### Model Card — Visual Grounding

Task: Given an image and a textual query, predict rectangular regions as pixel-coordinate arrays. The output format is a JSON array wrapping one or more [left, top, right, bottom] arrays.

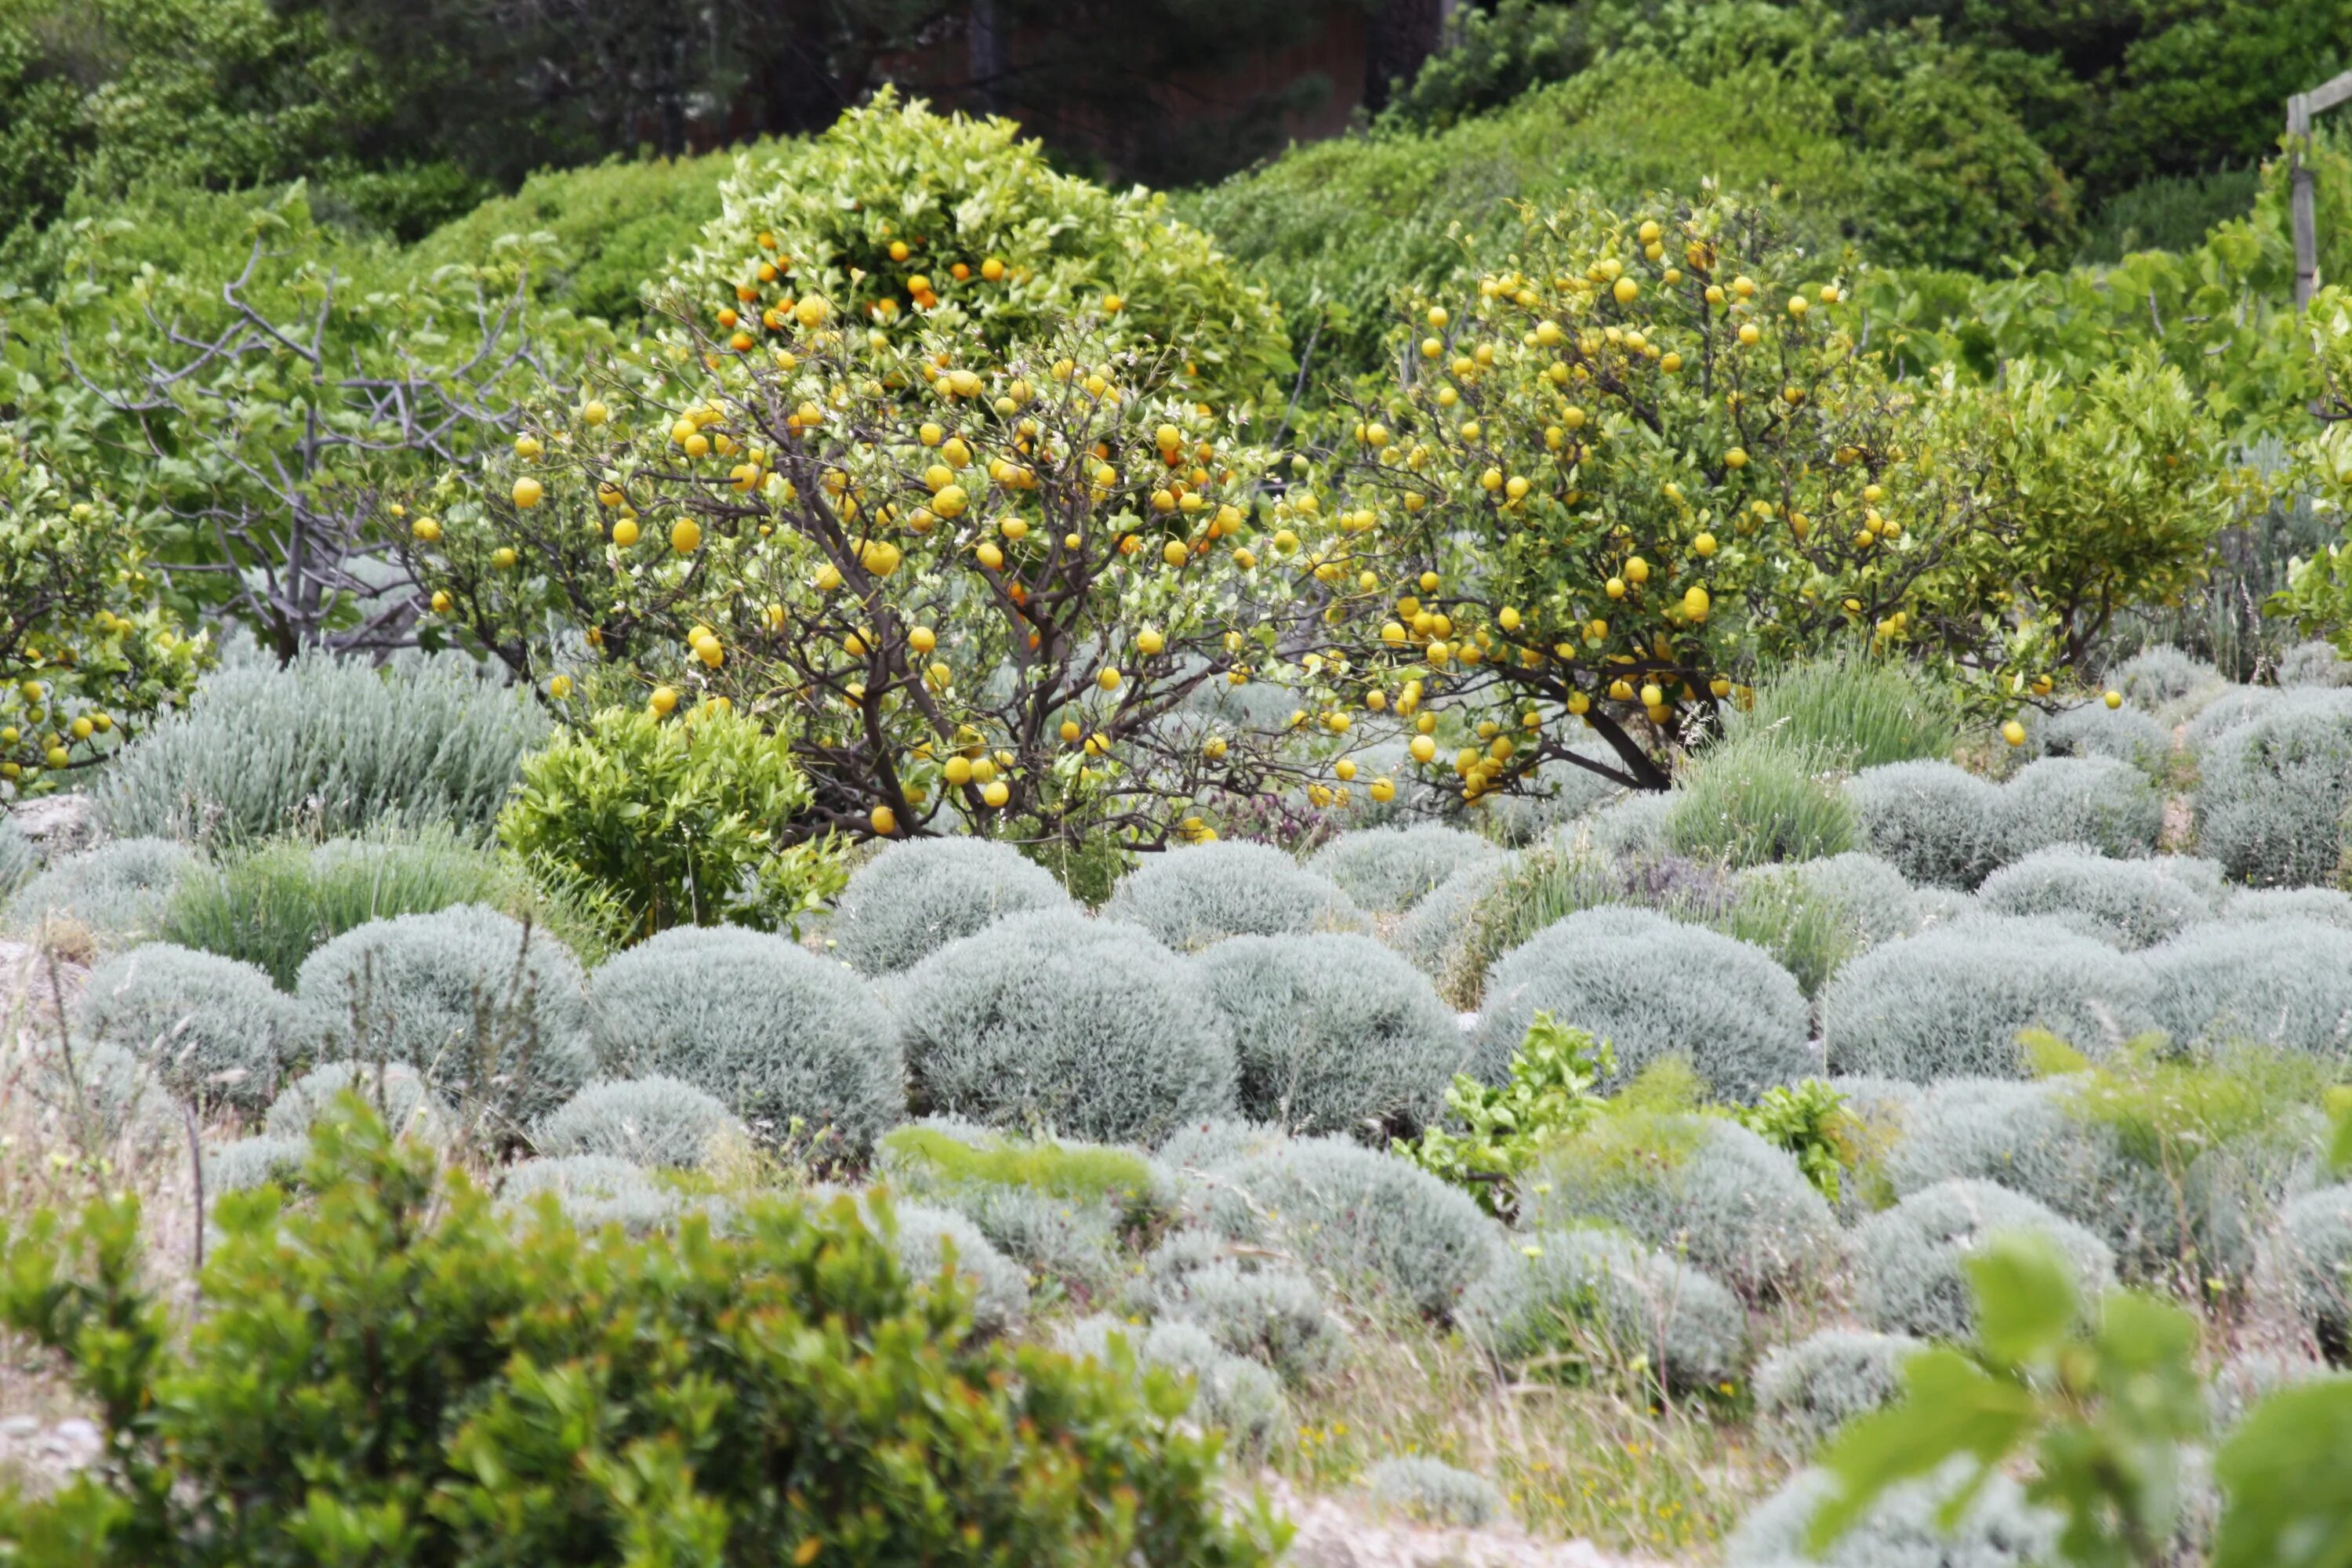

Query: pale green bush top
[[829, 837, 1074, 977], [1455, 1224, 1748, 1393], [535, 1076, 746, 1170], [1104, 841, 1367, 953], [78, 942, 294, 1110], [499, 1154, 677, 1236], [5, 837, 201, 944], [2111, 645, 2219, 710], [1754, 1329, 1926, 1460], [265, 1059, 450, 1143], [2194, 689, 2352, 887], [2028, 700, 2173, 776], [1976, 846, 2218, 949], [1307, 825, 1499, 915], [1725, 1459, 2060, 1568], [2146, 917, 2352, 1062], [1997, 756, 2164, 861], [1845, 761, 2002, 890], [1363, 1457, 1504, 1529], [1851, 1178, 2116, 1341]]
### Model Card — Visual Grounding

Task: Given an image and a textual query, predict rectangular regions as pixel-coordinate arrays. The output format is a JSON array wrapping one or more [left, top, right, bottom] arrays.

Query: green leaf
[[2214, 1381, 2352, 1568], [1965, 1233, 2079, 1370], [1808, 1349, 2038, 1552]]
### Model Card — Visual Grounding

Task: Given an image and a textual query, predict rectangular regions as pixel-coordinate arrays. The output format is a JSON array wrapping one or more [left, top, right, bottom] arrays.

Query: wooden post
[[2289, 70, 2352, 309]]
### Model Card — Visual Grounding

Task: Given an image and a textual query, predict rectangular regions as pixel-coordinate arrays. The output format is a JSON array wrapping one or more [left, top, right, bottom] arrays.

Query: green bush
[[1306, 825, 1500, 915], [830, 837, 1076, 978], [1203, 1137, 1504, 1319], [1724, 1460, 2060, 1568], [1976, 848, 2219, 950], [2223, 887, 2352, 930], [1363, 1457, 1504, 1528], [263, 1059, 449, 1143], [97, 652, 547, 847], [893, 909, 1236, 1145], [1130, 1229, 1344, 1385], [586, 924, 902, 1156], [2030, 701, 2174, 776], [499, 704, 844, 943], [1194, 932, 1462, 1140], [1997, 756, 2165, 861], [2194, 691, 2352, 887], [498, 1152, 677, 1235], [1730, 654, 1962, 771], [1665, 733, 1857, 870], [76, 943, 294, 1111], [293, 904, 595, 1123], [1851, 1178, 2116, 1340], [0, 1106, 1278, 1566], [3, 837, 201, 942], [1104, 843, 1367, 954], [1060, 1318, 1287, 1458], [2112, 645, 2220, 710], [2147, 919, 2352, 1062], [534, 1076, 746, 1170], [1470, 906, 1811, 1102], [1455, 1225, 1747, 1394], [1822, 918, 2158, 1080], [1845, 761, 2003, 890], [1754, 1329, 1926, 1459]]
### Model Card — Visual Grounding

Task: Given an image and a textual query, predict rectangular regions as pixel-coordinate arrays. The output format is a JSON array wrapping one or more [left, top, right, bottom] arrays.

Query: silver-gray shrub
[[4, 837, 201, 942], [1478, 745, 1627, 844], [1725, 1459, 2060, 1568], [1058, 1316, 1287, 1454], [891, 908, 1236, 1145], [1308, 825, 1499, 915], [2278, 639, 2352, 689], [265, 1059, 450, 1142], [1392, 850, 1521, 996], [295, 904, 593, 1122], [873, 1120, 1155, 1295], [1468, 906, 1811, 1101], [2145, 918, 2352, 1062], [26, 1038, 174, 1143], [1754, 1329, 1926, 1458], [1996, 756, 2163, 861], [1129, 1228, 1345, 1384], [1851, 1178, 2117, 1340], [76, 942, 295, 1111], [1976, 848, 2217, 950], [1759, 852, 1921, 949], [1194, 932, 1463, 1139], [887, 1199, 1032, 1335], [1454, 1225, 1747, 1392], [1821, 917, 2157, 1081], [2031, 701, 2173, 776], [0, 813, 33, 898], [1363, 1457, 1504, 1528], [1153, 1117, 1291, 1181], [588, 924, 902, 1153], [2194, 689, 2352, 887], [2263, 1184, 2352, 1351], [2183, 685, 2283, 751], [1201, 1135, 1505, 1318], [2112, 645, 2218, 710], [500, 1154, 677, 1236], [828, 837, 1075, 977], [1103, 840, 1367, 952], [2223, 886, 2352, 931], [1844, 761, 2002, 889], [1522, 1114, 1841, 1301], [2208, 1348, 2330, 1433], [1580, 790, 1673, 856], [97, 650, 547, 846], [534, 1076, 746, 1169], [206, 1135, 310, 1196]]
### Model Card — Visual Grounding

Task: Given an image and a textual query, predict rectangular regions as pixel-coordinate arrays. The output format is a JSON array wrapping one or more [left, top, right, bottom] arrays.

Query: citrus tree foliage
[[2279, 287, 2352, 654], [0, 441, 204, 796]]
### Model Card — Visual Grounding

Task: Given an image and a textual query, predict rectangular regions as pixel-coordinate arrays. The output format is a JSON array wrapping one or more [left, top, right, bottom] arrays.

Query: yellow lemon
[[2002, 719, 2027, 746], [650, 686, 679, 716], [612, 517, 640, 547], [869, 804, 898, 835], [511, 476, 544, 509], [670, 518, 702, 554]]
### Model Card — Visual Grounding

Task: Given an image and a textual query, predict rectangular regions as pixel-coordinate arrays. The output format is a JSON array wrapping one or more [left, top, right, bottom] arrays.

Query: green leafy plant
[[498, 702, 844, 942], [1729, 1080, 1857, 1205], [1394, 1011, 1613, 1218]]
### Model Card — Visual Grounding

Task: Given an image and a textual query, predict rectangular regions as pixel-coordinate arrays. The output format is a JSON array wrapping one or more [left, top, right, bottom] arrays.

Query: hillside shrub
[[1730, 654, 1962, 771], [499, 1153, 678, 1235], [587, 924, 902, 1156], [830, 837, 1076, 977], [1845, 761, 2002, 889], [76, 943, 294, 1111], [1059, 1318, 1287, 1457], [1105, 843, 1367, 953], [2183, 685, 2282, 751], [1522, 1109, 1838, 1301], [1851, 1179, 2117, 1340], [294, 904, 594, 1123], [1998, 756, 2165, 860], [1754, 1329, 1926, 1459], [3, 837, 201, 942], [2194, 691, 2352, 887], [24, 1038, 172, 1143], [1976, 848, 2218, 950], [1748, 853, 1920, 949], [1584, 793, 1674, 857], [1470, 906, 1811, 1102], [205, 1135, 310, 1196], [1730, 852, 1917, 998], [1455, 1225, 1747, 1393], [1821, 919, 2157, 1080], [1664, 734, 1857, 870], [2112, 645, 2219, 710], [1725, 1461, 2060, 1568], [1394, 851, 1523, 995], [263, 1060, 450, 1143], [1448, 844, 1736, 1011], [2031, 701, 2174, 775], [1155, 1118, 1291, 1178], [2146, 919, 2352, 1062], [1363, 1457, 1504, 1528], [1307, 825, 1499, 915], [2266, 1185, 2352, 1353], [2280, 640, 2352, 689], [97, 652, 546, 846], [1130, 1229, 1344, 1385], [892, 909, 1235, 1145], [1194, 932, 1461, 1139], [534, 1076, 746, 1169], [2223, 887, 2352, 930], [888, 1200, 1032, 1336], [1204, 1137, 1504, 1319]]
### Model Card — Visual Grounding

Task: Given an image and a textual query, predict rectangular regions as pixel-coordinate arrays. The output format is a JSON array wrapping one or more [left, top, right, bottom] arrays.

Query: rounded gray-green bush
[[1392, 851, 1521, 992], [1154, 1116, 1290, 1179], [2146, 918, 2352, 1061], [1058, 1316, 1287, 1454], [5, 837, 200, 941], [1203, 1136, 1504, 1318], [2184, 685, 2283, 751], [1195, 932, 1462, 1138], [295, 905, 593, 1120], [1130, 1229, 1344, 1384], [2031, 700, 2172, 775], [1976, 848, 2217, 950], [2223, 886, 2352, 931], [889, 1199, 1032, 1335], [2279, 640, 2352, 689], [500, 1154, 677, 1235], [589, 924, 902, 1152], [1744, 852, 1920, 949], [205, 1135, 310, 1196], [1470, 906, 1811, 1101], [1822, 918, 2156, 1080], [2266, 1185, 2352, 1352], [1104, 841, 1367, 952], [2194, 690, 2352, 887], [829, 837, 1075, 977], [265, 1059, 450, 1142], [1754, 1329, 1925, 1458], [1457, 1225, 1747, 1392], [77, 942, 294, 1109], [1852, 1178, 2117, 1340], [1581, 790, 1672, 856], [1523, 1115, 1840, 1301], [2209, 1349, 2330, 1432], [2111, 645, 2216, 711], [1725, 1460, 2060, 1568], [892, 909, 1235, 1144], [1997, 756, 2163, 861], [1363, 1457, 1504, 1528], [535, 1076, 746, 1169], [1845, 761, 2001, 890], [26, 1038, 173, 1142], [1309, 825, 1498, 915]]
